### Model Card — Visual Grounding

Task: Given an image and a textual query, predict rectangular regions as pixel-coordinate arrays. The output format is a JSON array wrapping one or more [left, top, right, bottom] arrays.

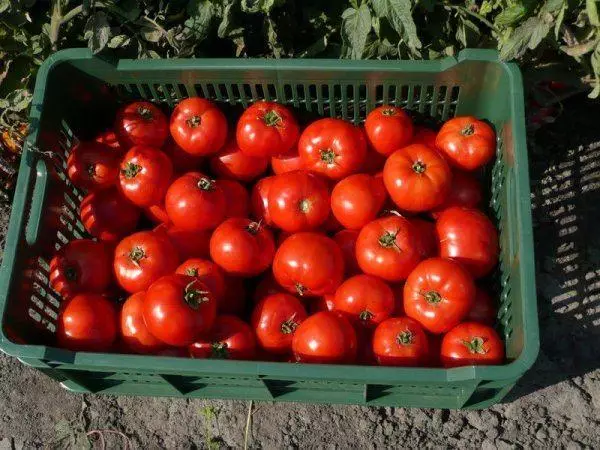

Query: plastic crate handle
[[24, 153, 50, 246]]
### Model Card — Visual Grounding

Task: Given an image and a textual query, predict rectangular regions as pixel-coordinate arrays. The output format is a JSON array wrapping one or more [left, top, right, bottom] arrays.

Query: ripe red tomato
[[57, 293, 117, 352], [411, 126, 437, 148], [165, 172, 226, 231], [170, 97, 228, 156], [431, 170, 482, 218], [273, 232, 344, 297], [436, 207, 499, 278], [251, 293, 308, 354], [236, 101, 299, 157], [120, 291, 165, 354], [115, 101, 168, 148], [67, 141, 120, 191], [435, 116, 496, 170], [219, 179, 250, 219], [361, 145, 388, 174], [390, 283, 405, 316], [176, 258, 226, 300], [333, 229, 360, 276], [143, 274, 217, 346], [372, 316, 430, 366], [355, 216, 421, 282], [162, 138, 204, 173], [410, 217, 438, 259], [333, 274, 394, 328], [252, 274, 284, 305], [268, 170, 330, 232], [154, 223, 210, 260], [144, 203, 170, 225], [80, 187, 140, 241], [118, 145, 173, 207], [95, 130, 123, 153], [250, 175, 275, 225], [465, 287, 497, 326], [271, 146, 303, 174], [292, 311, 357, 364], [49, 239, 112, 299], [189, 315, 256, 360], [114, 230, 179, 293], [365, 106, 414, 156], [331, 173, 387, 230], [219, 276, 247, 316], [403, 257, 475, 334], [210, 218, 275, 276], [441, 322, 504, 367], [298, 118, 367, 180], [383, 144, 451, 212], [309, 293, 335, 314], [210, 139, 269, 182]]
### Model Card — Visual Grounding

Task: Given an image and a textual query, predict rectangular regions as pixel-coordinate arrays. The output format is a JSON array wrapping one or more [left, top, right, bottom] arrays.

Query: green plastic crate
[[0, 48, 539, 409]]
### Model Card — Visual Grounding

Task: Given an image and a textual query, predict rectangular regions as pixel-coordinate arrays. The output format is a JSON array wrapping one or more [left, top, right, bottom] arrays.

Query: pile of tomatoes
[[51, 96, 504, 368]]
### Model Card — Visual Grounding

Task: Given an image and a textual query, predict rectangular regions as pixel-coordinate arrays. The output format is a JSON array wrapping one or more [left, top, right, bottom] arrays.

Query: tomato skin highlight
[[115, 101, 168, 149], [67, 141, 120, 191], [372, 316, 430, 366], [120, 291, 165, 354], [331, 174, 387, 230], [441, 322, 504, 367], [365, 106, 414, 156], [189, 315, 256, 360], [80, 187, 140, 241]]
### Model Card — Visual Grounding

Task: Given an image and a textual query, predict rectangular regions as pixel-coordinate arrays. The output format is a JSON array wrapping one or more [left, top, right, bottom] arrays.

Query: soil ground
[[0, 96, 599, 449]]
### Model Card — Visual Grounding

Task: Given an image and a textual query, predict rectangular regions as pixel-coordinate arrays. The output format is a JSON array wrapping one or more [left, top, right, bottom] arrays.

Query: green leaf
[[499, 16, 549, 60], [587, 0, 599, 26], [140, 26, 162, 43], [371, 0, 422, 55], [84, 11, 111, 54], [341, 4, 372, 59], [218, 1, 236, 38], [185, 0, 214, 40], [560, 38, 600, 57], [241, 0, 282, 14], [114, 0, 141, 22], [554, 1, 566, 39], [3, 89, 32, 112], [266, 17, 283, 58], [108, 34, 131, 49], [297, 35, 328, 57], [0, 0, 10, 14], [589, 43, 600, 98], [495, 4, 527, 27]]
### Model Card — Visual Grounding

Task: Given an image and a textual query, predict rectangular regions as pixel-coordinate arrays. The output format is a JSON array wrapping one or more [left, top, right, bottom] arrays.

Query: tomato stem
[[462, 337, 487, 354], [381, 108, 397, 116], [359, 310, 374, 322], [211, 342, 229, 359], [423, 290, 442, 305], [185, 267, 199, 277], [129, 246, 145, 265], [197, 177, 215, 191], [64, 266, 77, 281], [298, 199, 310, 214], [378, 231, 398, 249], [245, 221, 261, 235], [87, 163, 96, 177], [184, 280, 210, 309], [137, 106, 154, 121], [122, 162, 142, 179], [461, 123, 475, 136], [295, 283, 306, 297], [412, 160, 426, 174], [396, 330, 414, 346], [187, 115, 202, 128], [319, 149, 336, 165], [281, 316, 298, 334], [263, 110, 282, 127]]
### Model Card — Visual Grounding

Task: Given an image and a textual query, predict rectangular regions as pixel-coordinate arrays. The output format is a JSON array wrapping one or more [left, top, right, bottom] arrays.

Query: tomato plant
[[372, 317, 430, 366], [143, 274, 217, 346], [355, 216, 421, 282], [176, 258, 226, 300], [403, 257, 475, 334], [273, 232, 344, 297], [441, 322, 504, 367], [331, 173, 387, 230], [436, 207, 499, 278], [268, 170, 330, 232], [120, 291, 165, 354], [298, 118, 366, 180], [219, 179, 250, 219], [80, 187, 140, 241], [333, 274, 394, 328], [333, 229, 361, 276], [114, 230, 180, 293], [250, 175, 275, 226], [465, 287, 497, 326], [431, 170, 482, 218], [365, 106, 413, 156], [189, 315, 256, 360], [383, 143, 451, 212], [66, 141, 120, 192], [165, 172, 226, 231], [435, 116, 496, 171], [170, 97, 228, 156], [236, 101, 299, 157], [115, 101, 168, 149], [210, 139, 269, 182]]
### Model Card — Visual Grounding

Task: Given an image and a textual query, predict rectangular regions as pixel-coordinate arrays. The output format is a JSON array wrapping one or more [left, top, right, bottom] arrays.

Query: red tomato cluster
[[54, 99, 504, 368]]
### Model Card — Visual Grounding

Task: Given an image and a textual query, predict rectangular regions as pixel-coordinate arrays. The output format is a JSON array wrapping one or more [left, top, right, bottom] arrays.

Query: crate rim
[[0, 48, 539, 387]]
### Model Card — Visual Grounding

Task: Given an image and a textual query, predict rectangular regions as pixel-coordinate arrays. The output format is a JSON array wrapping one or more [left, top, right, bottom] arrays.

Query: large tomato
[[441, 322, 504, 367], [361, 145, 387, 174], [236, 101, 299, 157], [390, 283, 405, 316], [118, 145, 173, 207], [365, 105, 414, 156], [436, 206, 499, 278], [333, 229, 361, 276], [298, 118, 366, 180], [170, 97, 228, 156], [189, 315, 256, 360], [268, 170, 330, 232], [435, 116, 496, 170], [431, 170, 482, 218], [80, 187, 140, 241], [49, 239, 112, 299], [120, 291, 165, 354], [210, 139, 269, 182], [145, 203, 170, 225], [56, 293, 117, 352], [291, 311, 357, 364], [219, 179, 250, 219], [250, 175, 275, 226], [271, 146, 304, 174], [154, 223, 211, 260], [66, 141, 120, 191], [410, 217, 438, 259], [403, 257, 475, 334], [333, 274, 394, 328], [383, 144, 451, 212], [114, 230, 179, 293], [331, 173, 387, 230], [210, 218, 275, 276], [143, 274, 217, 346], [372, 317, 429, 366], [273, 232, 344, 297], [176, 258, 226, 300], [355, 216, 421, 282], [165, 172, 226, 231], [162, 138, 204, 173], [251, 293, 307, 354], [115, 101, 168, 148], [411, 126, 437, 148], [252, 274, 284, 305], [465, 287, 497, 326]]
